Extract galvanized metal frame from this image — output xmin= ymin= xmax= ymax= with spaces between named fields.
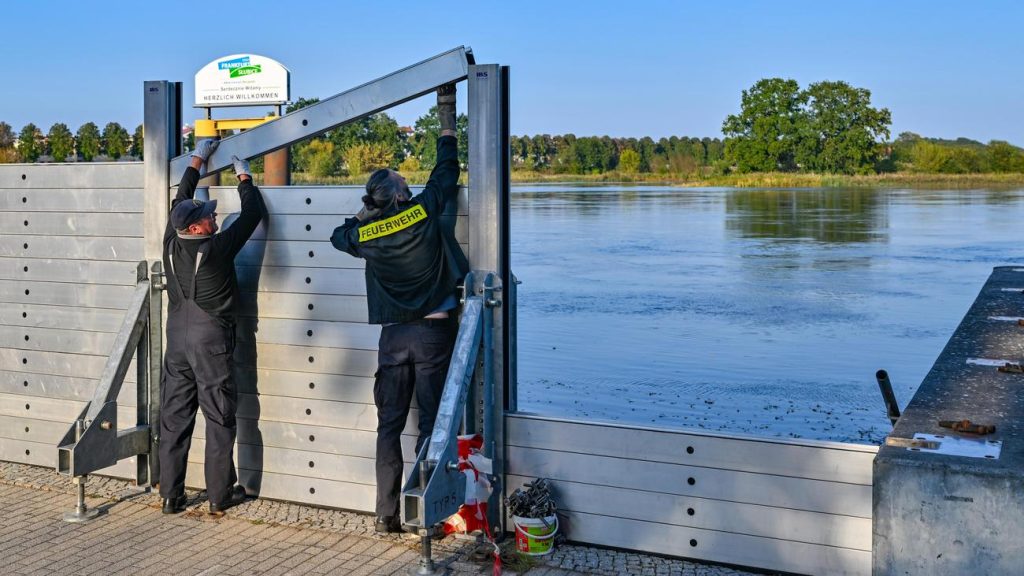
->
xmin=55 ymin=262 xmax=155 ymax=521
xmin=143 ymin=80 xmax=181 ymax=487
xmin=467 ymin=63 xmax=512 ymax=532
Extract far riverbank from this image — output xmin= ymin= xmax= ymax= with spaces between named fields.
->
xmin=282 ymin=170 xmax=1024 ymax=189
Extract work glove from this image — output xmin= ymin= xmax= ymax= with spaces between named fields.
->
xmin=437 ymin=84 xmax=456 ymax=133
xmin=231 ymin=155 xmax=250 ymax=179
xmin=191 ymin=138 xmax=219 ymax=162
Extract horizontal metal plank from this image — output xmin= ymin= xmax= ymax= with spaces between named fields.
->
xmin=232 ymin=367 xmax=374 ymax=403
xmin=0 ymin=189 xmax=143 ymax=212
xmin=1 ymin=365 xmax=373 ymax=406
xmin=5 ymin=315 xmax=373 ymax=356
xmin=555 ymin=510 xmax=869 ymax=576
xmin=0 ymin=163 xmax=144 ymax=189
xmin=507 ymin=445 xmax=871 ymax=518
xmin=0 ymin=437 xmax=56 ymax=468
xmin=236 ymin=317 xmax=378 ymax=349
xmin=506 ymin=474 xmax=870 ymax=551
xmin=0 ymin=392 xmax=88 ymax=422
xmin=506 ymin=414 xmax=876 ymax=485
xmin=0 ymin=235 xmax=143 ymax=261
xmin=0 ymin=371 xmax=135 ymax=404
xmin=0 ymin=304 xmax=126 ymax=332
xmin=0 ymin=414 xmax=70 ymax=444
xmin=236 ymin=292 xmax=369 ymax=323
xmin=0 ymin=258 xmax=141 ymax=285
xmin=240 ymin=342 xmax=377 ymax=377
xmin=0 ymin=280 xmax=136 ymax=309
xmin=0 ymin=326 xmax=116 ymax=356
xmin=191 ymin=417 xmax=416 ymax=459
xmin=232 ymin=394 xmax=381 ymax=431
xmin=208 ymin=185 xmax=467 ymax=216
xmin=0 ymin=348 xmax=136 ymax=381
xmin=235 ymin=240 xmax=363 ymax=269
xmin=236 ymin=265 xmax=366 ymax=296
xmin=0 ymin=212 xmax=142 ymax=237
xmin=186 ymin=439 xmax=393 ymax=486
xmin=0 ymin=385 xmax=393 ymax=437
xmin=184 ymin=465 xmax=374 ymax=513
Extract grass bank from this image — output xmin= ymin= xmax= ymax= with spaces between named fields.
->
xmin=275 ymin=170 xmax=1024 ymax=189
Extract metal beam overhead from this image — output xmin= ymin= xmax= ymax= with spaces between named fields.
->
xmin=169 ymin=46 xmax=472 ymax=178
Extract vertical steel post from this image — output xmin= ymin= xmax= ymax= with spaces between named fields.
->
xmin=468 ymin=64 xmax=511 ymax=533
xmin=143 ymin=80 xmax=180 ymax=487
xmin=133 ymin=261 xmax=150 ymax=485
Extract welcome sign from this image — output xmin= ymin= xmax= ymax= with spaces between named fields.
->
xmin=194 ymin=54 xmax=290 ymax=107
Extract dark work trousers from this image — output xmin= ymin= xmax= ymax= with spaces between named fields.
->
xmin=159 ymin=249 xmax=239 ymax=506
xmin=374 ymin=319 xmax=455 ymax=518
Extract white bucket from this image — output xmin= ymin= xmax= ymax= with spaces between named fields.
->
xmin=512 ymin=514 xmax=559 ymax=556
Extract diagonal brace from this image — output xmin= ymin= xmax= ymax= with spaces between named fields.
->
xmin=169 ymin=46 xmax=472 ymax=178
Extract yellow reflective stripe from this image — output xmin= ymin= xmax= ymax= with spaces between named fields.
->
xmin=358 ymin=204 xmax=428 ymax=242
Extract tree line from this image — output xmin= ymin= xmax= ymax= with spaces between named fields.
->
xmin=3 ymin=78 xmax=1022 ymax=177
xmin=0 ymin=121 xmax=142 ymax=163
xmin=720 ymin=78 xmax=1024 ymax=175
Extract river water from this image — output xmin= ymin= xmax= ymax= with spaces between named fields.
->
xmin=510 ymin=185 xmax=1024 ymax=444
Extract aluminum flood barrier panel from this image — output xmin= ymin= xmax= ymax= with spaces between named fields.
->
xmin=506 ymin=413 xmax=877 ymax=576
xmin=0 ymin=162 xmax=145 ymax=480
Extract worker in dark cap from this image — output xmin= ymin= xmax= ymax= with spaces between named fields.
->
xmin=160 ymin=138 xmax=265 ymax=516
xmin=331 ymin=83 xmax=467 ymax=533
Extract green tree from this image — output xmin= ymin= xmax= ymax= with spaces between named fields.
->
xmin=0 ymin=121 xmax=14 ymax=148
xmin=76 ymin=122 xmax=101 ymax=161
xmin=988 ymin=141 xmax=1024 ymax=173
xmin=102 ymin=122 xmax=129 ymax=159
xmin=296 ymin=139 xmax=339 ymax=178
xmin=47 ymin=123 xmax=74 ymax=162
xmin=800 ymin=81 xmax=891 ymax=174
xmin=619 ymin=148 xmax=640 ymax=173
xmin=0 ymin=121 xmax=16 ymax=163
xmin=410 ymin=106 xmax=468 ymax=169
xmin=130 ymin=124 xmax=144 ymax=159
xmin=722 ymin=78 xmax=807 ymax=172
xmin=17 ymin=123 xmax=42 ymax=162
xmin=345 ymin=142 xmax=393 ymax=176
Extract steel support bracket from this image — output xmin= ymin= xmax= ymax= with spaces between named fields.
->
xmin=402 ymin=297 xmax=485 ymax=530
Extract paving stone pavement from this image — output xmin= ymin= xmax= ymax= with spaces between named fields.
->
xmin=0 ymin=462 xmax=763 ymax=576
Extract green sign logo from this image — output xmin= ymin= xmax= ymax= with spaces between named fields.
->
xmin=218 ymin=57 xmax=262 ymax=78
xmin=229 ymin=64 xmax=262 ymax=78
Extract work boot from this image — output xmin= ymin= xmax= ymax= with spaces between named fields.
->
xmin=374 ymin=515 xmax=402 ymax=533
xmin=162 ymin=494 xmax=187 ymax=514
xmin=208 ymin=485 xmax=247 ymax=515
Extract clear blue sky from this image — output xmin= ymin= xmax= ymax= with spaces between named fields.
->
xmin=3 ymin=1 xmax=1021 ymax=144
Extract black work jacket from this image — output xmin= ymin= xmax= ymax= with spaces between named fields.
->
xmin=163 ymin=167 xmax=265 ymax=326
xmin=331 ymin=135 xmax=468 ymax=324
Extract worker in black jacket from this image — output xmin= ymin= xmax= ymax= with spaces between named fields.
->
xmin=160 ymin=140 xmax=265 ymax=516
xmin=331 ymin=83 xmax=468 ymax=533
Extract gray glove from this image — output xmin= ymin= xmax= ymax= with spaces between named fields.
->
xmin=231 ymin=155 xmax=250 ymax=178
xmin=191 ymin=138 xmax=219 ymax=162
xmin=437 ymin=84 xmax=456 ymax=133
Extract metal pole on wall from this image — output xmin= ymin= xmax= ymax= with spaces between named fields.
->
xmin=263 ymin=104 xmax=291 ymax=185
xmin=143 ymin=80 xmax=181 ymax=486
xmin=468 ymin=63 xmax=512 ymax=533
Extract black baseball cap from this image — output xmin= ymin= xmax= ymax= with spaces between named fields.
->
xmin=171 ymin=198 xmax=218 ymax=231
